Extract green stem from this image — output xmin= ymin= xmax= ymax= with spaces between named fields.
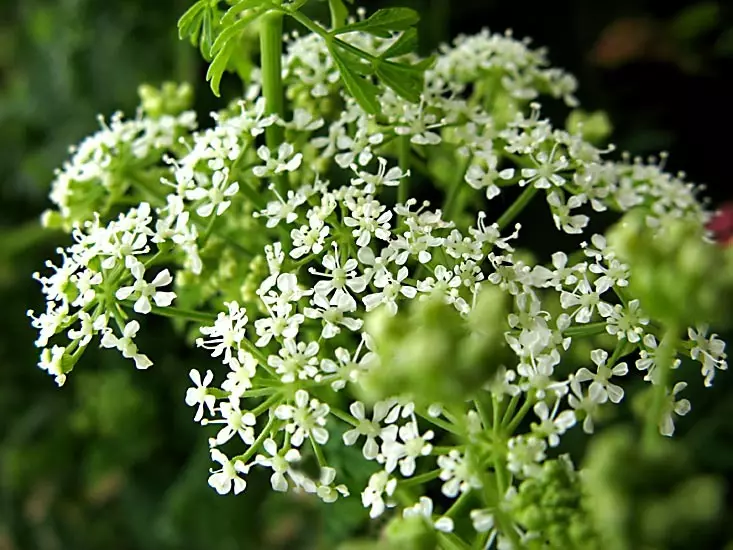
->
xmin=444 ymin=154 xmax=471 ymax=220
xmin=398 ymin=135 xmax=411 ymax=204
xmin=644 ymin=325 xmax=679 ymax=450
xmin=235 ymin=415 xmax=278 ymax=463
xmin=399 ymin=469 xmax=442 ymax=487
xmin=496 ymin=184 xmax=539 ymax=231
xmin=260 ymin=11 xmax=285 ymax=149
xmin=564 ymin=322 xmax=607 ymax=337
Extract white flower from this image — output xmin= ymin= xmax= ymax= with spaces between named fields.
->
xmin=185 ymin=167 xmax=239 ymax=217
xmin=531 ymin=400 xmax=576 ymax=447
xmin=659 ymin=382 xmax=691 ymax=436
xmin=290 ymin=215 xmax=330 ymax=259
xmin=268 ymin=339 xmax=320 ymax=383
xmin=115 ymin=262 xmax=176 ymax=314
xmin=519 ymin=145 xmax=568 ymax=189
xmin=507 ymin=435 xmax=547 ymax=478
xmin=380 ymin=420 xmax=434 ymax=476
xmin=274 ymin=389 xmax=330 ymax=446
xmin=560 ymin=277 xmax=613 ymax=323
xmin=255 ymin=438 xmax=303 ymax=492
xmin=342 ymin=400 xmax=397 ymax=460
xmin=688 ymin=326 xmax=728 ymax=387
xmin=100 ymin=320 xmax=153 ymax=369
xmin=254 ymin=302 xmax=304 ymax=347
xmin=221 ymin=350 xmax=258 ymax=398
xmin=437 ymin=450 xmax=482 ymax=497
xmin=316 ymin=467 xmax=350 ymax=503
xmin=319 ymin=340 xmax=375 ymax=391
xmin=304 ymin=292 xmax=363 ymax=339
xmin=196 ymin=302 xmax=248 ymax=367
xmin=403 ymin=496 xmax=454 ymax=533
xmin=605 ymin=299 xmax=649 ymax=343
xmin=568 ymin=376 xmax=607 ymax=434
xmin=253 ymin=143 xmax=303 ymax=177
xmin=185 ymin=369 xmax=216 ymax=422
xmin=362 ymin=266 xmax=417 ymax=315
xmin=208 ymin=448 xmax=248 ymax=495
xmin=465 ymin=155 xmax=514 ymax=200
xmin=361 ymin=470 xmax=397 ymax=518
xmin=574 ymin=348 xmax=629 ymax=404
xmin=351 ymin=157 xmax=409 ymax=191
xmin=207 ymin=399 xmax=257 ymax=445
xmin=38 ymin=345 xmax=67 ymax=386
xmin=309 ymin=245 xmax=367 ymax=304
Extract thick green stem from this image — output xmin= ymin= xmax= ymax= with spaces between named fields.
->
xmin=496 ymin=184 xmax=538 ymax=231
xmin=260 ymin=12 xmax=285 ymax=150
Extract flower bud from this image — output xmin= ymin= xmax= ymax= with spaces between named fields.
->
xmin=566 ymin=110 xmax=612 ymax=144
xmin=607 ymin=209 xmax=733 ymax=328
xmin=361 ymin=284 xmax=510 ymax=407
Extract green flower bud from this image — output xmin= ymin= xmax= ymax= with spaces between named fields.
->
xmin=607 ymin=209 xmax=733 ymax=328
xmin=138 ymin=82 xmax=193 ymax=118
xmin=361 ymin=284 xmax=510 ymax=407
xmin=566 ymin=110 xmax=612 ymax=144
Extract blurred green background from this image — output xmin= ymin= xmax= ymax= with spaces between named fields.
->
xmin=1 ymin=1 xmax=732 ymax=549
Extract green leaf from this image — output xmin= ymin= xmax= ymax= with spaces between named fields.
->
xmin=211 ymin=9 xmax=262 ymax=55
xmin=328 ymin=0 xmax=349 ymax=29
xmin=200 ymin=7 xmax=215 ymax=60
xmin=380 ymin=28 xmax=417 ymax=59
xmin=330 ymin=47 xmax=380 ymax=115
xmin=207 ymin=40 xmax=236 ymax=97
xmin=177 ymin=1 xmax=207 ymax=40
xmin=375 ymin=60 xmax=423 ymax=103
xmin=334 ymin=7 xmax=419 ymax=37
xmin=221 ymin=0 xmax=268 ymax=26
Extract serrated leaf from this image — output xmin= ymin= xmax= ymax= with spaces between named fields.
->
xmin=178 ymin=1 xmax=207 ymax=40
xmin=207 ymin=40 xmax=236 ymax=97
xmin=380 ymin=28 xmax=417 ymax=59
xmin=330 ymin=47 xmax=380 ymax=115
xmin=375 ymin=61 xmax=423 ymax=103
xmin=334 ymin=7 xmax=419 ymax=37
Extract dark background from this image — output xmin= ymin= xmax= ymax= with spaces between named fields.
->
xmin=1 ymin=0 xmax=732 ymax=548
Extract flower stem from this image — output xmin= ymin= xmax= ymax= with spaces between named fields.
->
xmin=644 ymin=324 xmax=679 ymax=450
xmin=121 ymin=300 xmax=216 ymax=324
xmin=398 ymin=135 xmax=411 ymax=205
xmin=496 ymin=184 xmax=538 ymax=231
xmin=260 ymin=11 xmax=285 ymax=149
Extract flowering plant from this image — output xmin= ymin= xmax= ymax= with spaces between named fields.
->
xmin=29 ymin=0 xmax=733 ymax=547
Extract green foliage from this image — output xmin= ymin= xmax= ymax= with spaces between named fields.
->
xmin=583 ymin=427 xmax=724 ymax=550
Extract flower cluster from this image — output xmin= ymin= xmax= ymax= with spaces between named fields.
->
xmin=29 ymin=5 xmax=730 ymax=548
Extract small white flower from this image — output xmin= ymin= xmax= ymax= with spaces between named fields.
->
xmin=100 ymin=320 xmax=153 ymax=369
xmin=342 ymin=400 xmax=397 ymax=460
xmin=253 ymin=143 xmax=303 ymax=178
xmin=208 ymin=448 xmax=248 ymax=495
xmin=574 ymin=348 xmax=629 ymax=404
xmin=115 ymin=261 xmax=176 ymax=315
xmin=274 ymin=389 xmax=330 ymax=447
xmin=437 ymin=450 xmax=482 ymax=497
xmin=659 ymin=382 xmax=691 ymax=436
xmin=403 ymin=496 xmax=454 ymax=533
xmin=255 ymin=438 xmax=303 ymax=492
xmin=185 ymin=369 xmax=216 ymax=422
xmin=361 ymin=470 xmax=397 ymax=518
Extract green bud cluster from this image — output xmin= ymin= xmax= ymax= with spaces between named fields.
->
xmin=511 ymin=455 xmax=601 ymax=550
xmin=565 ymin=110 xmax=612 ymax=145
xmin=361 ymin=284 xmax=511 ymax=407
xmin=607 ymin=209 xmax=733 ymax=328
xmin=138 ymin=82 xmax=193 ymax=118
